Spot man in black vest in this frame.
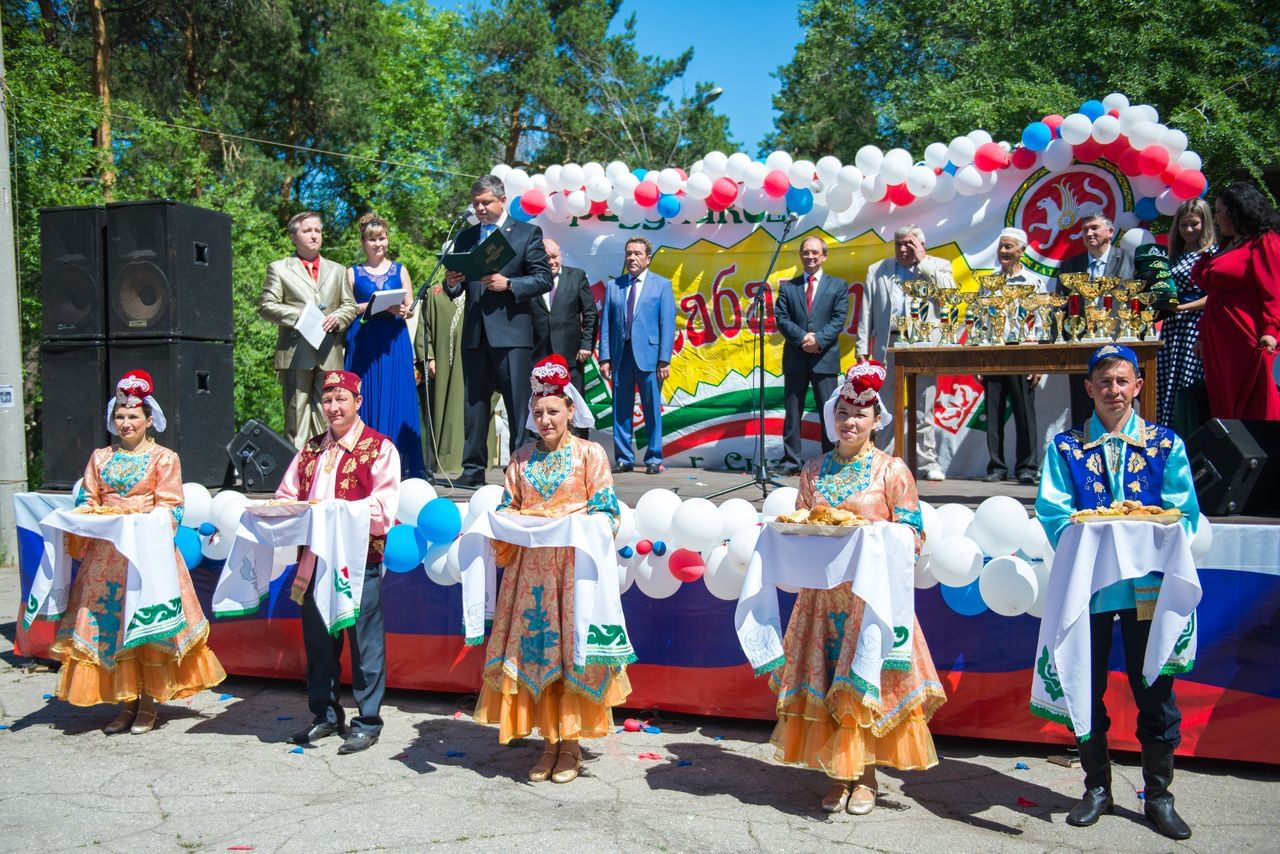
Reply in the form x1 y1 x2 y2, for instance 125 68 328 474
530 237 598 438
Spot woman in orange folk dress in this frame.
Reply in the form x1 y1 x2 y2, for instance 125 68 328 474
54 370 225 734
473 355 630 783
769 361 947 814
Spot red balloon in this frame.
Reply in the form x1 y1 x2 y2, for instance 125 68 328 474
1042 114 1065 137
1011 146 1038 170
762 170 790 198
634 181 660 207
1137 145 1170 176
635 539 653 556
933 166 943 175
1107 108 1121 118
1117 148 1143 177
709 176 739 208
674 167 688 181
667 548 706 583
973 141 1009 172
622 718 644 732
886 182 916 206
1171 169 1207 200
1072 139 1103 163
1161 162 1185 185
1155 232 1169 246
588 199 608 216
521 188 547 215
1101 135 1130 165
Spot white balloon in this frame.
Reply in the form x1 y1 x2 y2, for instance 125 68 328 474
918 500 943 555
743 161 768 190
762 487 799 518
586 175 613 202
1190 517 1214 564
880 148 912 185
968 495 1029 557
1102 92 1130 112
1128 120 1163 151
635 551 681 598
529 173 549 192
861 174 888 203
826 185 855 213
816 155 842 183
763 192 788 214
718 498 759 541
1059 113 1093 146
980 555 1038 616
465 484 505 524
1026 558 1052 619
1156 188 1181 217
443 538 464 583
210 489 250 532
764 150 794 173
953 164 984 195
688 159 704 174
583 161 604 180
615 501 638 545
947 136 976 168
702 151 728 179
657 167 683 195
543 192 570 222
397 478 438 525
981 168 999 192
740 187 767 215
835 165 864 189
789 159 816 189
567 190 591 217
727 151 753 181
914 554 939 590
200 531 234 561
423 543 457 586
936 503 976 538
71 477 84 503
560 163 585 190
618 552 638 594
606 160 629 179
635 488 682 542
702 544 742 600
685 172 713 199
181 483 213 529
670 497 724 552
615 172 640 193
1021 518 1050 561
906 164 937 197
1115 211 1140 230
490 163 512 181
1131 173 1166 199
1042 138 1075 173
924 142 950 169
681 196 709 223
854 145 884 176
1161 128 1188 159
930 172 957 204
1118 228 1156 251
929 535 984 587
218 501 249 538
726 525 761 573
1176 150 1202 172
544 164 562 188
504 168 531 197
1091 114 1122 144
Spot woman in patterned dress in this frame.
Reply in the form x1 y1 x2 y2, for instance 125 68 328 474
53 371 225 734
473 355 629 783
768 361 946 815
1157 199 1216 435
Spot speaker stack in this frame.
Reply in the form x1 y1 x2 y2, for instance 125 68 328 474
1186 418 1280 517
40 201 234 487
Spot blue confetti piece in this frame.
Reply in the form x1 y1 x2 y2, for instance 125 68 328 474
1015 762 1029 770
713 736 724 741
687 475 698 480
0 724 9 730
42 693 53 700
1137 789 1146 800
289 747 304 754
676 759 692 766
644 725 661 734
446 750 465 757
276 715 293 721
218 693 234 701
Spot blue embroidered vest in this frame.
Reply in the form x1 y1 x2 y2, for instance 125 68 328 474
1052 419 1176 509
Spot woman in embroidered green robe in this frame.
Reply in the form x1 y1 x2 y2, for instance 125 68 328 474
52 370 225 734
769 361 946 815
474 355 627 783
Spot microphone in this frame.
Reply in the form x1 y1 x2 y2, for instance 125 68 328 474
785 210 801 224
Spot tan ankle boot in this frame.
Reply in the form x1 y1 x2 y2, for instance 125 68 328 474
103 700 139 735
529 741 559 782
131 695 157 735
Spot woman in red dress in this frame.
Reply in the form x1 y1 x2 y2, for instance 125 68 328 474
1193 182 1280 420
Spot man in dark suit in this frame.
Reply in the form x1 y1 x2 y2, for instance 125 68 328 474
443 175 553 487
531 237 598 438
599 236 676 475
774 236 848 475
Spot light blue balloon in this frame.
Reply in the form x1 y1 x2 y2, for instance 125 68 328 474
198 522 217 537
656 193 682 219
1021 121 1052 152
1079 99 1106 121
509 196 535 223
175 526 203 569
385 525 426 573
940 577 988 616
417 497 462 548
943 161 958 175
785 186 814 215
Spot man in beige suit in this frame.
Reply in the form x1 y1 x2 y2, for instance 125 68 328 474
258 211 359 447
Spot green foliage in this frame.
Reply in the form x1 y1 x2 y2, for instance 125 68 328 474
768 0 1280 189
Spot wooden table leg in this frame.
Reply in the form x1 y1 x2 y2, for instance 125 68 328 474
1141 351 1157 422
907 373 919 475
895 363 908 465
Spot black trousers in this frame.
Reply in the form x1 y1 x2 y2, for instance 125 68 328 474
1069 373 1092 426
983 375 1038 477
1089 608 1182 746
301 560 386 735
460 333 531 477
782 368 837 469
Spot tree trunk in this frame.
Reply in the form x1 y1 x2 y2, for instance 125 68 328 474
37 0 59 45
504 100 523 165
184 8 203 198
89 0 114 199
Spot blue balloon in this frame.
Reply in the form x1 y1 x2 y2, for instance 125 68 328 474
384 524 426 573
1134 196 1159 221
652 540 668 556
785 186 814 215
198 522 217 537
943 161 958 175
1021 121 1052 152
618 545 634 559
656 193 682 219
632 167 648 181
1079 99 1106 121
940 578 988 616
417 497 462 547
175 526 203 569
510 197 536 223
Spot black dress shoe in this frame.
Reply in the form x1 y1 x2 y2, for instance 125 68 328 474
1017 472 1038 486
337 731 379 754
983 471 1007 483
776 465 802 477
291 722 343 745
454 471 486 488
610 463 633 474
1066 786 1114 826
644 464 662 475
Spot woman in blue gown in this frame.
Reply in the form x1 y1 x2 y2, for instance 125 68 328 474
344 212 426 479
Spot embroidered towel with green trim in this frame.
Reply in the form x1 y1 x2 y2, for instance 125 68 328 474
457 510 635 668
734 521 917 703
1031 521 1199 741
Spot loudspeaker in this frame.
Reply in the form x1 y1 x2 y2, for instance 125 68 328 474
107 339 234 486
40 340 110 488
106 200 233 340
40 206 107 340
226 419 296 493
1186 418 1280 516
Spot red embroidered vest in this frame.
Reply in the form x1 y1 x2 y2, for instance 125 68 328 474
295 423 391 564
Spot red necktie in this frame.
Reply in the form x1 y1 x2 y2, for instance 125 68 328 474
805 275 816 311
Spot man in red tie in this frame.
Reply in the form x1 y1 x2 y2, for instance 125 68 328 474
774 237 848 476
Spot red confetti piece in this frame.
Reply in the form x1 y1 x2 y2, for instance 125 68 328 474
453 711 463 719
228 847 255 851
1016 797 1039 807
637 751 663 760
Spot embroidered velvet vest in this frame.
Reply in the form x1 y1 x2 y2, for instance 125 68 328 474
1052 419 1176 510
295 424 391 563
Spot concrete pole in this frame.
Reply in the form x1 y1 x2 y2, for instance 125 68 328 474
0 15 32 565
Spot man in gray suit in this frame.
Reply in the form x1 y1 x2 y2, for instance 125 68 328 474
531 237 598 438
858 225 955 480
258 211 359 448
774 236 848 475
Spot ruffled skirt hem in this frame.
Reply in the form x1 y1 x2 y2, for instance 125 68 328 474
474 668 631 744
52 637 227 707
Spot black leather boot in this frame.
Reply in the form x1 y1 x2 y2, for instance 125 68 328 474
1066 734 1113 827
1142 743 1191 840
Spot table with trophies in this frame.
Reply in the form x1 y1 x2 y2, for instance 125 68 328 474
888 271 1164 474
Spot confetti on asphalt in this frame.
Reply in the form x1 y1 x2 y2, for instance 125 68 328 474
637 752 663 761
713 736 724 741
676 760 693 767
288 747 304 755
218 693 234 701
0 724 9 730
1014 762 1030 770
1016 797 1039 807
392 752 409 760
643 726 662 734
1138 789 1146 800
446 750 465 757
275 716 293 721
42 693 53 700
688 475 698 480
453 711 464 719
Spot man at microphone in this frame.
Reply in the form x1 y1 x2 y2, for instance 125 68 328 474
442 175 553 488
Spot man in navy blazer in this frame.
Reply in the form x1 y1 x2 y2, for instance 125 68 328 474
443 175 552 487
599 236 675 474
774 236 848 475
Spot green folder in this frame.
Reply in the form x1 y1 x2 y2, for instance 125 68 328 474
443 227 516 280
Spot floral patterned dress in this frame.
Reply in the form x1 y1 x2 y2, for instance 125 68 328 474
54 441 225 706
769 446 946 781
473 436 629 743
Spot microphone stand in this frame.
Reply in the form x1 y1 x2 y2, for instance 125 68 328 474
709 212 799 500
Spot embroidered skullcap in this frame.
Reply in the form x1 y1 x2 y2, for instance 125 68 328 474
999 227 1029 246
530 355 572 398
1087 343 1139 373
322 370 362 396
106 369 167 434
838 360 887 406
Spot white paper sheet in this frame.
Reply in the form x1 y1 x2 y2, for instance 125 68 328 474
295 300 328 350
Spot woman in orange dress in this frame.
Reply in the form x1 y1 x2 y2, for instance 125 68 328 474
473 355 630 783
768 361 946 814
53 370 225 734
